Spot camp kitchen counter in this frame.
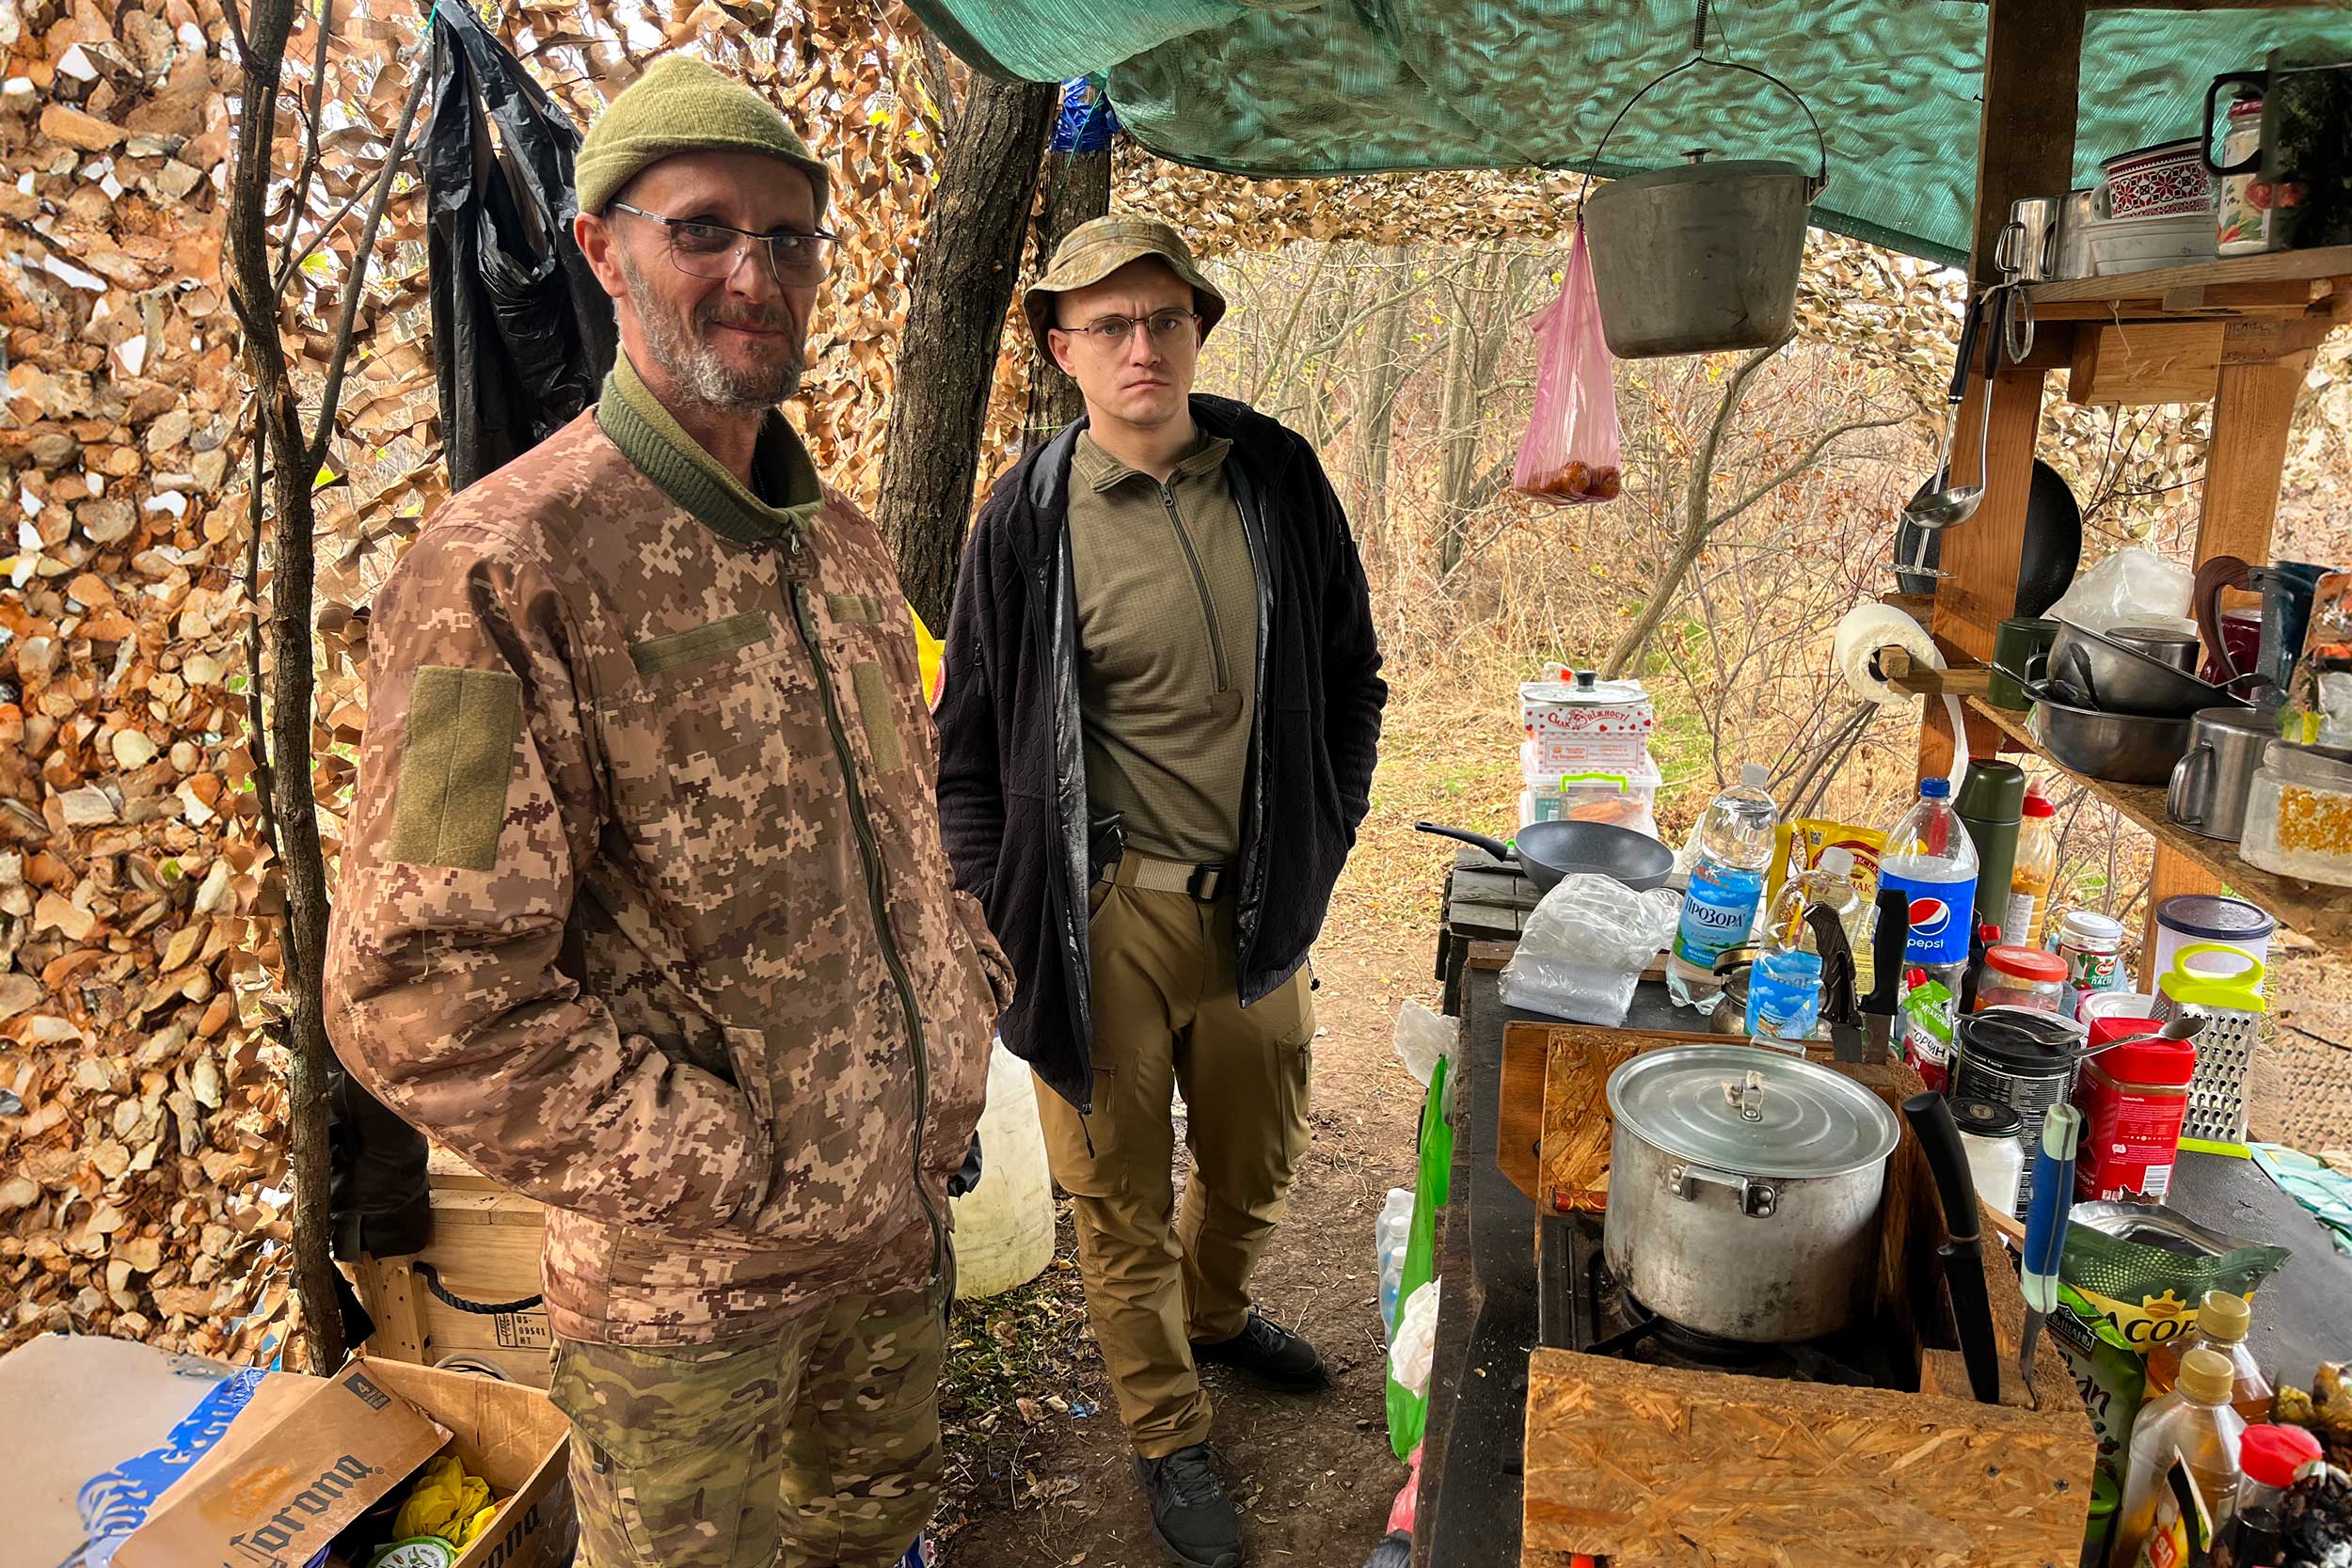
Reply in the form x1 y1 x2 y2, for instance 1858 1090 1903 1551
1413 851 2352 1568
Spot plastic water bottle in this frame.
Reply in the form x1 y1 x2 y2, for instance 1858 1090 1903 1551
1746 847 1867 1045
1879 776 1980 1090
1665 764 1780 1009
1375 1188 1414 1336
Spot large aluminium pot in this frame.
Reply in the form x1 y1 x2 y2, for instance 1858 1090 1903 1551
1581 62 1829 358
1604 1045 1900 1342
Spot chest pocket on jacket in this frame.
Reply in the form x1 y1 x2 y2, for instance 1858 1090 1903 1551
815 592 921 780
601 613 807 918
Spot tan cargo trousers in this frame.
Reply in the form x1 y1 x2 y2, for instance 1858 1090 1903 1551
1034 852 1316 1457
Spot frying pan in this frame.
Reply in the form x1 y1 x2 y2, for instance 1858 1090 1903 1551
1416 818 1675 895
1895 459 2083 616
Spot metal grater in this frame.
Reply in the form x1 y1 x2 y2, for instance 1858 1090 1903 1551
2152 993 2259 1144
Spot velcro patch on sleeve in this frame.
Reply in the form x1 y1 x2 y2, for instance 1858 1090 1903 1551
628 610 775 676
386 664 524 872
851 660 905 774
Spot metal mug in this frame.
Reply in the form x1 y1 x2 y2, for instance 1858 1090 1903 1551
2053 188 2103 280
2169 706 2279 842
1997 197 2060 282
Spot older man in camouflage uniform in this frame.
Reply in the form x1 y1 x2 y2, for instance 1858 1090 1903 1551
324 57 1010 1568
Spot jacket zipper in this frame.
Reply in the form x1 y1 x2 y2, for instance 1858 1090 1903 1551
1159 483 1230 692
773 561 944 1289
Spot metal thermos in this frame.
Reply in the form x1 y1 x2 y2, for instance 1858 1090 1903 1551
1956 760 2027 944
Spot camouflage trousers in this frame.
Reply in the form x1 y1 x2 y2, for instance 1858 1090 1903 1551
548 1287 944 1568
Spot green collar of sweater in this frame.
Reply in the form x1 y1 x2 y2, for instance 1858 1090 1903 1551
596 354 823 546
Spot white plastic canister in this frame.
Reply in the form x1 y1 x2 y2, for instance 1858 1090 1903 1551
949 1042 1057 1298
2149 895 2275 999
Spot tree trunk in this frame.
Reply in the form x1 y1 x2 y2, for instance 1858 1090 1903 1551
1354 252 1413 546
1022 147 1111 453
225 0 345 1376
878 74 1054 629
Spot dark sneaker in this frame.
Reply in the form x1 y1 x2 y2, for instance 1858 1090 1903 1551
1191 1310 1329 1390
1133 1443 1244 1568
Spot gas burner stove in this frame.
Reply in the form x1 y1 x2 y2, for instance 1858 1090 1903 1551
1538 1209 1910 1390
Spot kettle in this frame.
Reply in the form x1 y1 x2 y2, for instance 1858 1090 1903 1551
2202 52 2352 251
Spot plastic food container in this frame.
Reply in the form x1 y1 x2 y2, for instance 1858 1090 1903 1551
1975 944 2068 1013
1520 673 1656 774
1519 746 1662 837
2241 742 2352 887
2149 895 2275 999
2074 1022 2196 1202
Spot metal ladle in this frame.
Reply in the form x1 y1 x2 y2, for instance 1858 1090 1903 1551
1903 289 2007 535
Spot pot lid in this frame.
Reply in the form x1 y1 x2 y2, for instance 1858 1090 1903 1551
1606 1045 1899 1180
1522 673 1649 707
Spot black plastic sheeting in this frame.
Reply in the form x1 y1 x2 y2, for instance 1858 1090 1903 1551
425 0 616 491
329 3 619 1280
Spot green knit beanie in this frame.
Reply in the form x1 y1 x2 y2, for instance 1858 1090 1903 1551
575 56 831 222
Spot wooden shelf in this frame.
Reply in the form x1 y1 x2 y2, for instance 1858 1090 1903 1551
2024 245 2352 318
1966 697 2352 950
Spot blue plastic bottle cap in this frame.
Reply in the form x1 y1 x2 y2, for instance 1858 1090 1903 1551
1919 777 1951 800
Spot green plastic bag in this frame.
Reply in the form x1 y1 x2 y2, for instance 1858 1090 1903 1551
1387 1053 1454 1458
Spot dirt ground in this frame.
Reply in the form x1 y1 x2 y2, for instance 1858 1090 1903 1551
935 922 1436 1568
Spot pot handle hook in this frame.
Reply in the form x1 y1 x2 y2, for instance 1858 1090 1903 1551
1671 1162 1779 1218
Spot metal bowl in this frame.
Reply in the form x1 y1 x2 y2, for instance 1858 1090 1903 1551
2047 622 2244 719
2030 695 2196 784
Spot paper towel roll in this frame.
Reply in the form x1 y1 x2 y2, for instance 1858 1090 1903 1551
1831 602 1968 785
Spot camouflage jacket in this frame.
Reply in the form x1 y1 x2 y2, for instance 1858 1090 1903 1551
324 391 1009 1345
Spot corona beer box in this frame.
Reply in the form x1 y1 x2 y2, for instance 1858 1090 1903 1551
116 1354 575 1568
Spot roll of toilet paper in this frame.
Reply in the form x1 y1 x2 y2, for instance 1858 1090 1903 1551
1831 602 1968 785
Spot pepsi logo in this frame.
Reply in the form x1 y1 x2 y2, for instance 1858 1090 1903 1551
1909 897 1952 938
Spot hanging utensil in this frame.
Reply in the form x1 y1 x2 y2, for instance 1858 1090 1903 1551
1902 1092 2003 1404
2018 1102 2084 1411
1901 291 1996 535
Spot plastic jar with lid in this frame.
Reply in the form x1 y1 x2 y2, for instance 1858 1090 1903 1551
1949 1094 2026 1214
1977 943 2068 1013
2241 741 2352 888
2074 1022 2195 1202
2054 911 2127 1019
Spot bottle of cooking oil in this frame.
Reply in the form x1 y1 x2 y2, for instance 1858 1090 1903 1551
2143 1291 2274 1421
2109 1348 2248 1568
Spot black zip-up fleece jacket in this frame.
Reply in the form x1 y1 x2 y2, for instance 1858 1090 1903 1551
934 396 1387 1112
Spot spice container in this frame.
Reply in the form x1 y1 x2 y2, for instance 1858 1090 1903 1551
1950 1095 2026 1214
1977 943 2069 1012
2229 1424 2323 1567
2008 787 2058 945
2074 1021 2195 1202
1949 1007 2086 1217
2241 741 2352 888
2055 911 2127 1020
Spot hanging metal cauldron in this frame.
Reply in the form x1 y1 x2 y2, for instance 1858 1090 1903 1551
1581 58 1830 358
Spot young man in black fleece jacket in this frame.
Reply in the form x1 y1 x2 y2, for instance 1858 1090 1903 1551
932 214 1386 1568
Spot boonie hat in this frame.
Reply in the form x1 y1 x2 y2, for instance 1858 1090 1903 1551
1023 214 1227 356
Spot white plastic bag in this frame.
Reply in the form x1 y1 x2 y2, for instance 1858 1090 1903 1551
2046 547 2196 636
1391 1001 1456 1088
1500 872 1682 1026
1390 1278 1442 1398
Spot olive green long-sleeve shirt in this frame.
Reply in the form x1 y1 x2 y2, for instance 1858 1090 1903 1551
1069 433 1260 863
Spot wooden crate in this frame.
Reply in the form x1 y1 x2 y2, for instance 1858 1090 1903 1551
349 1148 553 1387
1518 1023 2095 1568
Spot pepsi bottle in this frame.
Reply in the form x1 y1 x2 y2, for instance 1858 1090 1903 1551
1877 776 1979 1089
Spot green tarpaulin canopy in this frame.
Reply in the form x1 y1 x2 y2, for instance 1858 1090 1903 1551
906 0 2352 266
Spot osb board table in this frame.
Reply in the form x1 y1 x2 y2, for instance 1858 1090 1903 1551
1519 1023 2094 1568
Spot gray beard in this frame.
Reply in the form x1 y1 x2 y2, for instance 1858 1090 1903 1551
618 248 805 413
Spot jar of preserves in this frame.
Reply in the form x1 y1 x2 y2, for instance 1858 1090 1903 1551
1976 943 2068 1013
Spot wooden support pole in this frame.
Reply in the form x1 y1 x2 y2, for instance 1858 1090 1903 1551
2142 332 2315 965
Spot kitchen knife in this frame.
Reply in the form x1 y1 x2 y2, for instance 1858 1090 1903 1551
2018 1103 2084 1412
1902 1091 2003 1404
1863 885 1908 1064
1807 903 1863 1062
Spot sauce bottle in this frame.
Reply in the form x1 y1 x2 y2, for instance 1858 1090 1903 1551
2008 786 2058 946
2143 1291 2274 1421
2110 1348 2247 1567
